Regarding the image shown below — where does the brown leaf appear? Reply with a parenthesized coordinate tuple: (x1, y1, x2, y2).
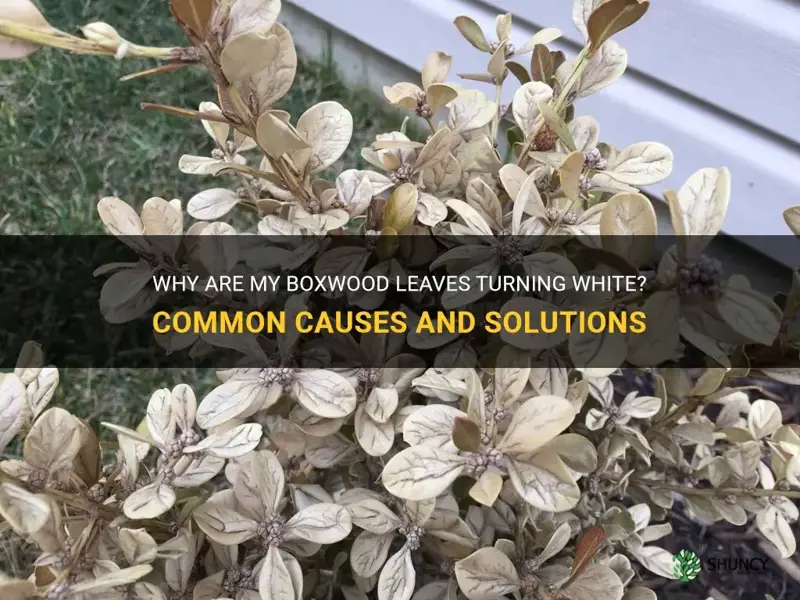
(587, 0, 650, 50)
(570, 526, 607, 580)
(170, 0, 215, 40)
(452, 416, 481, 453)
(505, 61, 531, 85)
(531, 44, 553, 83)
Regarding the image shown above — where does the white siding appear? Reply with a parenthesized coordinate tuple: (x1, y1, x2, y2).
(285, 0, 800, 264)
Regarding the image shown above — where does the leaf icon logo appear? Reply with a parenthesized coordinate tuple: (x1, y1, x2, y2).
(673, 549, 701, 583)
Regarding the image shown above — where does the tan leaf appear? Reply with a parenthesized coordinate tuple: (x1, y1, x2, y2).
(256, 112, 308, 158)
(221, 32, 280, 83)
(468, 470, 504, 507)
(556, 151, 584, 204)
(454, 547, 520, 600)
(454, 16, 491, 52)
(119, 528, 158, 565)
(497, 396, 576, 455)
(192, 502, 258, 545)
(24, 407, 83, 471)
(384, 183, 419, 233)
(248, 23, 297, 113)
(422, 51, 452, 89)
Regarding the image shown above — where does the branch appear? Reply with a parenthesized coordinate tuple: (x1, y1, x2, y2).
(0, 20, 175, 59)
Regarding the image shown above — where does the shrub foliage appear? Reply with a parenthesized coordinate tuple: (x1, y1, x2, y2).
(2, 1, 800, 600)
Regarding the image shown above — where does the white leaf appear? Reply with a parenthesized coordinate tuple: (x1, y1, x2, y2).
(199, 101, 230, 147)
(757, 505, 796, 558)
(378, 546, 416, 600)
(345, 498, 402, 534)
(258, 545, 298, 600)
(292, 370, 357, 418)
(146, 388, 175, 448)
(382, 446, 466, 500)
(505, 452, 580, 512)
(447, 90, 497, 134)
(619, 395, 661, 419)
(575, 39, 627, 98)
(227, 0, 281, 40)
(187, 188, 240, 220)
(512, 82, 553, 137)
(748, 400, 782, 440)
(183, 423, 262, 458)
(630, 546, 678, 579)
(355, 408, 395, 457)
(717, 287, 781, 346)
(403, 404, 467, 451)
(235, 450, 286, 517)
(123, 482, 176, 520)
(196, 376, 270, 429)
(285, 503, 352, 544)
(605, 142, 673, 186)
(672, 167, 731, 258)
(118, 528, 158, 565)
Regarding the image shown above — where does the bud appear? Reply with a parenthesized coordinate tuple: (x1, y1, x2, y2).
(81, 22, 123, 45)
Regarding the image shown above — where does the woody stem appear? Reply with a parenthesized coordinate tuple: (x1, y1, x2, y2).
(635, 481, 800, 499)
